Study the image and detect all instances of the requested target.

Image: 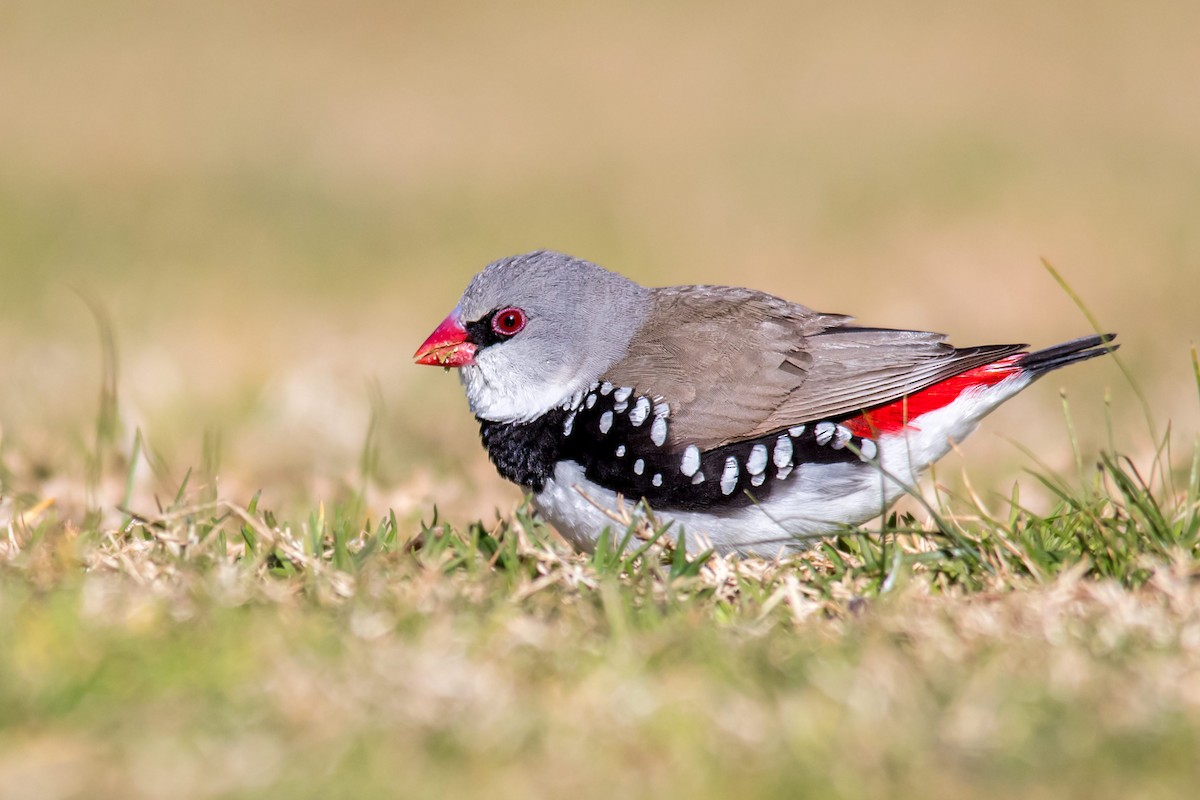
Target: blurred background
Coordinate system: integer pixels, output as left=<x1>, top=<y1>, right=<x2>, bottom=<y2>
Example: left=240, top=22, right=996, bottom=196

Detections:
left=1, top=0, right=1197, bottom=525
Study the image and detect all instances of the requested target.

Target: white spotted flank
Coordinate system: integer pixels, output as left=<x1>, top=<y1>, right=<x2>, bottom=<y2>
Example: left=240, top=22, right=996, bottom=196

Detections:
left=831, top=425, right=852, bottom=449
left=747, top=444, right=768, bottom=475
left=650, top=416, right=667, bottom=446
left=720, top=457, right=739, bottom=496
left=773, top=435, right=792, bottom=468
left=815, top=421, right=835, bottom=445
left=629, top=396, right=651, bottom=426
left=680, top=445, right=701, bottom=477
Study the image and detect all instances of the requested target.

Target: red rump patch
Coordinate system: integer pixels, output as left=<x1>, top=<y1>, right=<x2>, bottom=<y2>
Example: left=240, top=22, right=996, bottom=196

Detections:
left=841, top=355, right=1024, bottom=439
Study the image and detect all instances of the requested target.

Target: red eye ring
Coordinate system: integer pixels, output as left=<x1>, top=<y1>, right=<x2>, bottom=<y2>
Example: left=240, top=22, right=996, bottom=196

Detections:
left=491, top=307, right=527, bottom=337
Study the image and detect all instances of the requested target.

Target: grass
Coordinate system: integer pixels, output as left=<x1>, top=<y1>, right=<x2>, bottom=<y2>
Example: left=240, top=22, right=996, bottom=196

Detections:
left=0, top=353, right=1198, bottom=799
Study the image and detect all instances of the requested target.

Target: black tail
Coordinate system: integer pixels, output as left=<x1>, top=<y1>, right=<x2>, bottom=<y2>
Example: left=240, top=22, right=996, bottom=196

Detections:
left=1018, top=333, right=1118, bottom=376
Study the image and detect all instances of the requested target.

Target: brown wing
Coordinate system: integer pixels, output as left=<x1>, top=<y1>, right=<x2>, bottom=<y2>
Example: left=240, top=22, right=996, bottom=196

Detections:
left=602, top=285, right=1024, bottom=450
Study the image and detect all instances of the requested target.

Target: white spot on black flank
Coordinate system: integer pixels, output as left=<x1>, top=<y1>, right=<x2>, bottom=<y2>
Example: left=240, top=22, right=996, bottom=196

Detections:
left=789, top=425, right=806, bottom=437
left=654, top=402, right=670, bottom=418
left=720, top=457, right=739, bottom=495
left=562, top=412, right=576, bottom=437
left=652, top=473, right=663, bottom=487
left=747, top=444, right=768, bottom=475
left=650, top=416, right=667, bottom=446
left=613, top=386, right=632, bottom=403
left=776, top=464, right=792, bottom=480
left=629, top=396, right=651, bottom=426
left=751, top=473, right=765, bottom=487
left=773, top=435, right=792, bottom=468
left=634, top=458, right=645, bottom=475
left=815, top=421, right=835, bottom=445
left=600, top=382, right=614, bottom=396
left=859, top=439, right=878, bottom=460
left=616, top=445, right=626, bottom=457
left=585, top=393, right=597, bottom=409
left=692, top=471, right=706, bottom=485
left=680, top=445, right=700, bottom=477
left=831, top=425, right=852, bottom=449
left=599, top=410, right=613, bottom=434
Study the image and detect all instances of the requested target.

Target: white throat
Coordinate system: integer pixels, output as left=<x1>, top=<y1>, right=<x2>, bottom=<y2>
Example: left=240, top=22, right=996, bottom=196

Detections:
left=460, top=359, right=592, bottom=424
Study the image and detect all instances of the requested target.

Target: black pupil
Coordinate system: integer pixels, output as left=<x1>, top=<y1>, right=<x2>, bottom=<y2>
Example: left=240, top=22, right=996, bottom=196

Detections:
left=501, top=313, right=518, bottom=330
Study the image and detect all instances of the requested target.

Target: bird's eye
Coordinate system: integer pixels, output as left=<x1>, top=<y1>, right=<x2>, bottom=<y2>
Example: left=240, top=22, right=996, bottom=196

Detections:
left=491, top=307, right=527, bottom=337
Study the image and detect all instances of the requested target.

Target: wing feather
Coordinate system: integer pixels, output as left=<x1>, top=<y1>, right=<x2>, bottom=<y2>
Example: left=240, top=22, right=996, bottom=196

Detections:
left=602, top=285, right=1023, bottom=449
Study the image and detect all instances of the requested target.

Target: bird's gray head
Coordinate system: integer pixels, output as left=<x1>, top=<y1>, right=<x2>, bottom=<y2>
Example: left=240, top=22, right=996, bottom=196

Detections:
left=414, top=250, right=651, bottom=423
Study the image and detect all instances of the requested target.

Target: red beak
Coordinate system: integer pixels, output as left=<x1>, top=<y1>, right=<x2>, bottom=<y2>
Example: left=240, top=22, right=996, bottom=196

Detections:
left=414, top=314, right=477, bottom=367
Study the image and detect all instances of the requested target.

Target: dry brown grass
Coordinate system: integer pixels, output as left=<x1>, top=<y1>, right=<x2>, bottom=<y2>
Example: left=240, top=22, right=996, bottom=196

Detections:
left=1, top=0, right=1196, bottom=523
left=1, top=487, right=1199, bottom=799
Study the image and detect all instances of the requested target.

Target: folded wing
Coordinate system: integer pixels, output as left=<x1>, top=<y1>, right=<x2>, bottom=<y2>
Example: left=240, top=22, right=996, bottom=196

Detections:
left=604, top=285, right=1023, bottom=449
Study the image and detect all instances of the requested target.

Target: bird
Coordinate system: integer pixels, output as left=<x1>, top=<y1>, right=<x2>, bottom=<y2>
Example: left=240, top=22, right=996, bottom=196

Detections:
left=413, top=250, right=1117, bottom=557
